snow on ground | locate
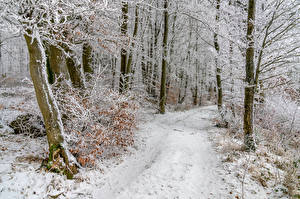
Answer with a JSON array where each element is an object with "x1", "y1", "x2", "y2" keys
[
  {"x1": 0, "y1": 86, "x2": 273, "y2": 199},
  {"x1": 96, "y1": 106, "x2": 231, "y2": 199},
  {"x1": 94, "y1": 106, "x2": 272, "y2": 199}
]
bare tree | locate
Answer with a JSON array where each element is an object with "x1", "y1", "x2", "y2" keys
[
  {"x1": 119, "y1": 1, "x2": 129, "y2": 93},
  {"x1": 159, "y1": 0, "x2": 169, "y2": 114},
  {"x1": 243, "y1": 0, "x2": 256, "y2": 151}
]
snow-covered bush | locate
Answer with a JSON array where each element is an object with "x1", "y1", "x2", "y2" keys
[
  {"x1": 255, "y1": 93, "x2": 300, "y2": 196},
  {"x1": 256, "y1": 94, "x2": 300, "y2": 148},
  {"x1": 220, "y1": 89, "x2": 300, "y2": 197},
  {"x1": 53, "y1": 78, "x2": 139, "y2": 167}
]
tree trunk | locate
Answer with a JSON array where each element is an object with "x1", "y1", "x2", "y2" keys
[
  {"x1": 150, "y1": 9, "x2": 160, "y2": 99},
  {"x1": 0, "y1": 31, "x2": 2, "y2": 74},
  {"x1": 48, "y1": 45, "x2": 69, "y2": 82},
  {"x1": 146, "y1": 20, "x2": 154, "y2": 95},
  {"x1": 119, "y1": 1, "x2": 129, "y2": 93},
  {"x1": 82, "y1": 42, "x2": 94, "y2": 81},
  {"x1": 178, "y1": 73, "x2": 188, "y2": 104},
  {"x1": 24, "y1": 33, "x2": 77, "y2": 179},
  {"x1": 243, "y1": 0, "x2": 256, "y2": 152},
  {"x1": 125, "y1": 4, "x2": 139, "y2": 90},
  {"x1": 166, "y1": 12, "x2": 177, "y2": 102},
  {"x1": 111, "y1": 56, "x2": 117, "y2": 89},
  {"x1": 229, "y1": 41, "x2": 236, "y2": 117},
  {"x1": 63, "y1": 46, "x2": 84, "y2": 89},
  {"x1": 194, "y1": 33, "x2": 200, "y2": 106},
  {"x1": 159, "y1": 0, "x2": 169, "y2": 114},
  {"x1": 214, "y1": 0, "x2": 223, "y2": 113},
  {"x1": 141, "y1": 36, "x2": 147, "y2": 86}
]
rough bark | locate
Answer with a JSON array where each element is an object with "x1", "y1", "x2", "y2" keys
[
  {"x1": 243, "y1": 0, "x2": 256, "y2": 152},
  {"x1": 24, "y1": 33, "x2": 77, "y2": 178}
]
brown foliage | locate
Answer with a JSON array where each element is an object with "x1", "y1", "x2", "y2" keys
[{"x1": 53, "y1": 82, "x2": 138, "y2": 167}]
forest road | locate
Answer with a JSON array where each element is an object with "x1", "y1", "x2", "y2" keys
[{"x1": 95, "y1": 106, "x2": 231, "y2": 199}]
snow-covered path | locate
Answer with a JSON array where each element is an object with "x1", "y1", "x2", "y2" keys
[{"x1": 95, "y1": 106, "x2": 231, "y2": 199}]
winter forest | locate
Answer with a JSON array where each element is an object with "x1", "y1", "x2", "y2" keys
[{"x1": 0, "y1": 0, "x2": 299, "y2": 198}]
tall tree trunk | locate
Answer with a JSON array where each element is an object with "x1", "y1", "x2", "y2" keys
[
  {"x1": 111, "y1": 56, "x2": 117, "y2": 89},
  {"x1": 244, "y1": 0, "x2": 256, "y2": 152},
  {"x1": 150, "y1": 34, "x2": 158, "y2": 98},
  {"x1": 63, "y1": 45, "x2": 84, "y2": 89},
  {"x1": 214, "y1": 0, "x2": 223, "y2": 113},
  {"x1": 119, "y1": 1, "x2": 129, "y2": 93},
  {"x1": 159, "y1": 0, "x2": 169, "y2": 114},
  {"x1": 0, "y1": 31, "x2": 2, "y2": 74},
  {"x1": 178, "y1": 73, "x2": 188, "y2": 104},
  {"x1": 150, "y1": 2, "x2": 160, "y2": 99},
  {"x1": 24, "y1": 33, "x2": 77, "y2": 179},
  {"x1": 166, "y1": 12, "x2": 177, "y2": 101},
  {"x1": 228, "y1": 0, "x2": 237, "y2": 117},
  {"x1": 46, "y1": 50, "x2": 55, "y2": 84},
  {"x1": 141, "y1": 36, "x2": 147, "y2": 85},
  {"x1": 125, "y1": 4, "x2": 139, "y2": 90},
  {"x1": 82, "y1": 43, "x2": 94, "y2": 81},
  {"x1": 48, "y1": 45, "x2": 69, "y2": 82},
  {"x1": 147, "y1": 19, "x2": 154, "y2": 95},
  {"x1": 46, "y1": 43, "x2": 84, "y2": 89},
  {"x1": 193, "y1": 32, "x2": 200, "y2": 106},
  {"x1": 229, "y1": 41, "x2": 236, "y2": 117}
]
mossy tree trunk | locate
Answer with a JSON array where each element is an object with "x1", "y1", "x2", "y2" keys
[
  {"x1": 45, "y1": 43, "x2": 84, "y2": 89},
  {"x1": 24, "y1": 33, "x2": 77, "y2": 179},
  {"x1": 159, "y1": 0, "x2": 169, "y2": 114},
  {"x1": 48, "y1": 44, "x2": 70, "y2": 82},
  {"x1": 243, "y1": 0, "x2": 256, "y2": 152}
]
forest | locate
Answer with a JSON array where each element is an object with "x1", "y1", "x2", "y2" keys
[{"x1": 0, "y1": 0, "x2": 299, "y2": 198}]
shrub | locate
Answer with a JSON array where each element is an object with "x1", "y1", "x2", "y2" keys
[
  {"x1": 53, "y1": 79, "x2": 139, "y2": 167},
  {"x1": 221, "y1": 89, "x2": 300, "y2": 197}
]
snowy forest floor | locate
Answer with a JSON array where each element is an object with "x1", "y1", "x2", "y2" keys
[{"x1": 0, "y1": 85, "x2": 290, "y2": 199}]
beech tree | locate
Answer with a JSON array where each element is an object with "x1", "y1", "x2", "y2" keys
[
  {"x1": 119, "y1": 1, "x2": 129, "y2": 93},
  {"x1": 214, "y1": 0, "x2": 223, "y2": 113},
  {"x1": 0, "y1": 0, "x2": 120, "y2": 177},
  {"x1": 159, "y1": 0, "x2": 169, "y2": 114},
  {"x1": 243, "y1": 0, "x2": 256, "y2": 151},
  {"x1": 1, "y1": 0, "x2": 299, "y2": 167},
  {"x1": 25, "y1": 31, "x2": 77, "y2": 178}
]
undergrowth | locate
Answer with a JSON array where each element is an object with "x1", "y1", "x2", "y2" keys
[
  {"x1": 214, "y1": 89, "x2": 300, "y2": 198},
  {"x1": 53, "y1": 79, "x2": 139, "y2": 167}
]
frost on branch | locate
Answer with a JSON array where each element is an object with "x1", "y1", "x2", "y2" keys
[{"x1": 52, "y1": 78, "x2": 139, "y2": 167}]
